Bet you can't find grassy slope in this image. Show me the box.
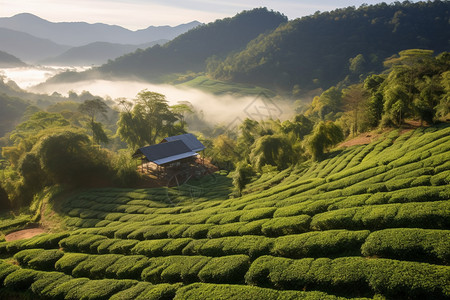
[0,125,449,299]
[178,75,275,96]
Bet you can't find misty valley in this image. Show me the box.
[0,2,449,300]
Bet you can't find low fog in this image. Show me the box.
[2,66,293,127]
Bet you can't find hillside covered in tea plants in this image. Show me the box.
[0,124,449,299]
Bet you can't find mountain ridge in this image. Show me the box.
[0,13,202,47]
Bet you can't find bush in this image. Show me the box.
[240,208,276,222]
[272,230,369,258]
[135,283,181,300]
[105,255,149,279]
[0,260,20,286]
[30,271,70,296]
[55,253,89,274]
[261,215,311,236]
[245,255,450,298]
[59,234,107,253]
[4,268,40,290]
[141,256,210,283]
[361,228,450,264]
[72,254,122,279]
[109,282,153,300]
[198,255,250,284]
[68,279,137,300]
[46,277,90,299]
[207,222,246,238]
[16,249,64,271]
[310,201,450,231]
[174,283,349,300]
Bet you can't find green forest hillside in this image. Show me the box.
[209,1,450,91]
[0,124,449,299]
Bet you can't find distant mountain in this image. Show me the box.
[0,28,70,63]
[0,13,202,47]
[93,8,287,81]
[0,50,27,68]
[209,1,450,91]
[40,40,168,66]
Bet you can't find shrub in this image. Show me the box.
[46,277,90,299]
[245,255,450,298]
[237,219,268,235]
[55,253,89,274]
[0,261,20,286]
[30,271,70,296]
[67,278,137,300]
[310,201,450,231]
[21,249,64,271]
[272,230,370,258]
[182,224,214,239]
[141,256,210,283]
[4,268,40,290]
[174,282,350,300]
[59,234,107,253]
[198,255,250,284]
[361,228,450,264]
[135,283,182,300]
[105,255,149,279]
[109,282,153,300]
[240,208,276,222]
[108,239,139,254]
[261,215,311,237]
[72,254,122,279]
[131,239,171,256]
[208,222,246,238]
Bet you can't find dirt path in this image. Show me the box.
[5,227,47,241]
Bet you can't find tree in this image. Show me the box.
[250,135,295,170]
[35,131,111,186]
[342,84,368,136]
[78,99,109,144]
[117,90,181,149]
[306,121,344,161]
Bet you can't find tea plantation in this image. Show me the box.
[0,125,449,299]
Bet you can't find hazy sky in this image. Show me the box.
[0,0,418,29]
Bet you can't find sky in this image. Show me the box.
[0,0,419,30]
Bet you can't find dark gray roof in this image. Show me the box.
[134,140,198,165]
[162,133,205,152]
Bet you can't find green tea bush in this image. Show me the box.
[174,282,354,300]
[272,230,370,258]
[237,219,268,235]
[135,283,181,300]
[66,278,137,300]
[361,228,450,264]
[240,208,276,222]
[182,224,214,238]
[198,255,250,283]
[55,253,89,274]
[105,255,149,279]
[108,239,139,254]
[15,249,64,271]
[3,268,40,290]
[261,215,311,237]
[109,282,153,300]
[0,260,20,286]
[131,239,171,256]
[207,222,246,238]
[46,277,90,299]
[31,271,71,297]
[310,201,450,231]
[246,255,450,298]
[72,254,122,279]
[59,234,107,253]
[185,235,273,259]
[141,255,210,283]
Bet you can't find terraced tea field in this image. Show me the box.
[0,125,449,299]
